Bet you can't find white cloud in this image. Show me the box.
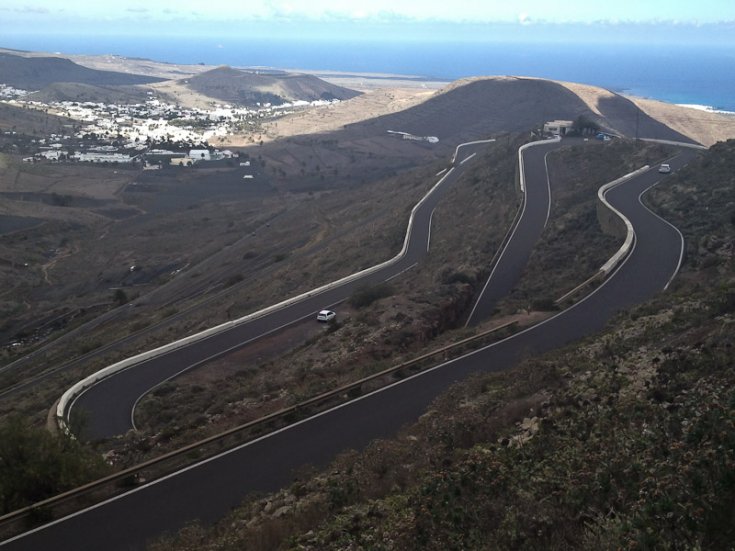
[0,5,50,13]
[1,0,735,26]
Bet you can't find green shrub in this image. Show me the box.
[443,271,474,286]
[531,298,558,311]
[0,418,108,514]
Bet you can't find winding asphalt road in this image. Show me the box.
[70,140,497,440]
[466,140,561,324]
[2,143,699,550]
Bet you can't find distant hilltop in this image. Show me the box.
[2,47,735,147]
[183,66,360,106]
[0,52,165,89]
[0,50,360,109]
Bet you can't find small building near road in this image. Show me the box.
[75,152,133,163]
[543,120,574,136]
[171,157,194,167]
[38,150,66,161]
[188,149,211,162]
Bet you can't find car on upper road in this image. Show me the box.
[316,309,336,322]
[658,163,671,174]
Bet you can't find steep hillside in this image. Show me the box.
[183,66,360,106]
[0,102,74,135]
[249,76,602,176]
[0,52,164,89]
[153,141,735,551]
[27,82,153,104]
[343,76,591,141]
[248,76,692,198]
[595,93,695,143]
[0,47,209,80]
[335,76,691,146]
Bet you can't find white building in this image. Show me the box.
[543,120,574,136]
[75,152,133,163]
[188,149,211,161]
[38,150,65,160]
[171,157,194,167]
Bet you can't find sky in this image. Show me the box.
[1,0,735,45]
[2,0,734,24]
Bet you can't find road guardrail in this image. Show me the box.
[56,140,497,435]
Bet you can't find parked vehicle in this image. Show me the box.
[316,309,336,322]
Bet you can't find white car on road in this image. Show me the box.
[317,309,336,322]
[658,163,671,174]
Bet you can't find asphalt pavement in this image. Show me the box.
[466,139,565,324]
[2,144,699,551]
[70,140,495,440]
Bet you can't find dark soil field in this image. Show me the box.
[0,214,43,234]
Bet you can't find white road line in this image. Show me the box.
[451,138,495,163]
[386,262,418,282]
[465,181,528,325]
[427,209,435,252]
[436,168,447,177]
[465,140,558,326]
[129,312,317,430]
[460,152,476,165]
[636,159,688,291]
[543,151,553,228]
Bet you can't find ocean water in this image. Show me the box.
[5,36,735,111]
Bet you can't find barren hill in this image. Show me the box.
[248,76,697,152]
[0,102,74,135]
[342,76,693,145]
[551,80,735,147]
[0,52,165,90]
[242,76,699,193]
[27,82,153,105]
[183,66,360,106]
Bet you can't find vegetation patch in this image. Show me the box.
[349,283,394,309]
[0,418,108,515]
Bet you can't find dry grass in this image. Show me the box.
[554,78,735,146]
[629,97,735,146]
[222,87,437,147]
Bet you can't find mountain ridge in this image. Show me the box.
[0,52,165,89]
[183,65,360,106]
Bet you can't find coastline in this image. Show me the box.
[675,103,735,116]
[4,44,735,146]
[3,42,734,111]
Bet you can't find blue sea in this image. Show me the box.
[5,36,735,112]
